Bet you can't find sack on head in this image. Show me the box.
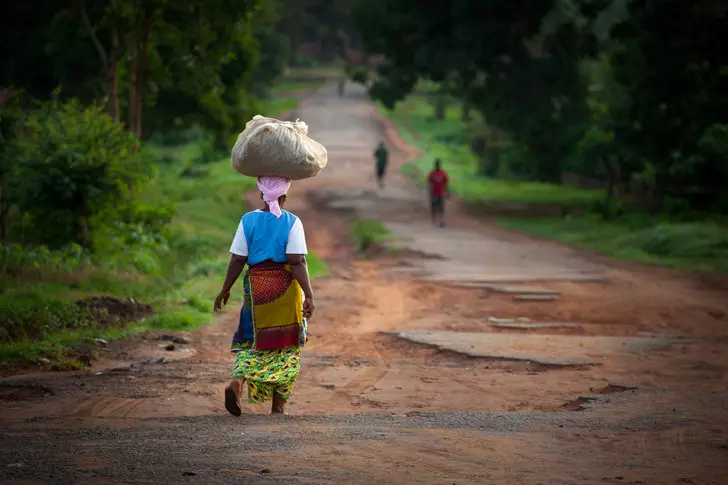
[231,115,328,180]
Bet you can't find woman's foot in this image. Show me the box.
[271,392,287,415]
[224,379,243,417]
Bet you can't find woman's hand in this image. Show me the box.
[214,290,230,312]
[303,297,315,319]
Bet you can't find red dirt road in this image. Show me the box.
[1,83,727,485]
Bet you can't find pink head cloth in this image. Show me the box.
[257,176,291,218]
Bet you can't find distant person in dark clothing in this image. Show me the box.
[338,76,346,97]
[427,159,449,227]
[374,141,389,188]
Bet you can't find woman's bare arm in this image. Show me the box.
[287,254,315,318]
[214,254,248,311]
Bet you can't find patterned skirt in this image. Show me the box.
[232,341,301,403]
[230,261,308,403]
[232,319,306,403]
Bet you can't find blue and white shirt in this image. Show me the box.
[229,210,308,265]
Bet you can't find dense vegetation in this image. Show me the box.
[355,0,728,214]
[0,0,333,366]
[353,0,728,270]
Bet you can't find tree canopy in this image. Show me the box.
[354,0,728,212]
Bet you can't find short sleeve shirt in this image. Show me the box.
[229,210,307,265]
[428,169,449,197]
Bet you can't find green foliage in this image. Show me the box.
[0,243,91,274]
[499,217,728,272]
[144,308,211,332]
[346,65,370,85]
[258,97,300,118]
[356,1,728,216]
[0,286,91,342]
[306,252,329,278]
[93,222,170,275]
[386,99,602,208]
[11,98,150,248]
[350,219,393,252]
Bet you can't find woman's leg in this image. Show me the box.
[224,378,244,416]
[271,391,287,414]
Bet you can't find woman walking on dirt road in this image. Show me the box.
[214,176,315,416]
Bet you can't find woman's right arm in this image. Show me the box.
[214,254,248,312]
[287,254,315,319]
[215,218,248,312]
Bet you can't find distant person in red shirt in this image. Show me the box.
[427,159,449,227]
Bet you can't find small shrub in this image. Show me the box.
[180,165,211,178]
[0,289,91,342]
[292,55,319,68]
[306,253,329,278]
[186,295,211,314]
[51,358,87,371]
[191,139,224,165]
[188,258,229,278]
[13,97,151,248]
[347,66,370,85]
[621,222,728,259]
[349,219,393,252]
[149,129,206,147]
[93,222,169,275]
[0,243,91,274]
[144,308,211,332]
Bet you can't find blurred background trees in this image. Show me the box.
[353,0,728,216]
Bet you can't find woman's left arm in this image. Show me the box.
[214,254,248,312]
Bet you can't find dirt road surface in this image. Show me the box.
[2,84,728,485]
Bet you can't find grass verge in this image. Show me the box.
[257,68,341,117]
[381,98,602,209]
[500,217,728,272]
[1,89,329,367]
[349,219,394,253]
[381,92,728,273]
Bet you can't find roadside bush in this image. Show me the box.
[292,55,319,68]
[347,66,370,85]
[620,222,728,259]
[93,222,169,275]
[12,98,151,248]
[0,243,91,274]
[350,219,392,251]
[0,287,91,342]
[149,129,206,147]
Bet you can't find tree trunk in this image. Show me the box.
[126,14,151,138]
[126,13,139,136]
[80,4,118,121]
[461,98,471,122]
[435,96,445,121]
[133,19,151,138]
[108,18,120,122]
[0,174,6,243]
[79,215,90,249]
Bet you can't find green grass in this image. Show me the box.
[1,87,330,366]
[257,75,335,117]
[382,96,603,208]
[499,218,728,272]
[258,97,300,117]
[271,80,327,93]
[349,219,394,252]
[283,66,343,81]
[382,89,728,273]
[306,252,329,278]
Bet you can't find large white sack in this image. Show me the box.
[231,115,328,180]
